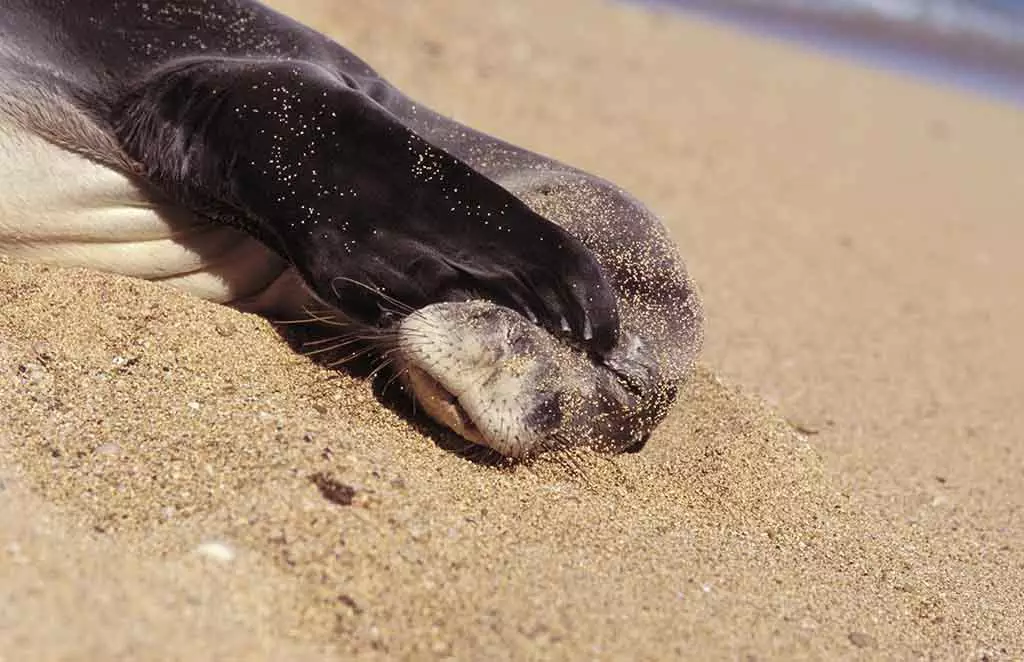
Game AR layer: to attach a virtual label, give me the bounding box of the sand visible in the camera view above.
[1,0,1022,659]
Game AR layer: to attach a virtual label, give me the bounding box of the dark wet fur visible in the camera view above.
[0,0,619,354]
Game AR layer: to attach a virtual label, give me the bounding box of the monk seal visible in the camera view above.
[0,0,703,458]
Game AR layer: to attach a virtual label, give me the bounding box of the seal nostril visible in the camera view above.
[614,369,646,397]
[602,352,650,398]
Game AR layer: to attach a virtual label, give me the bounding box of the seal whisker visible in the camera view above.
[300,337,376,358]
[299,323,403,359]
[272,315,331,326]
[379,365,413,397]
[295,306,345,318]
[330,276,416,315]
[299,331,395,348]
[301,334,350,347]
[300,328,399,354]
[320,330,400,346]
[300,306,357,329]
[324,346,383,369]
[365,352,401,383]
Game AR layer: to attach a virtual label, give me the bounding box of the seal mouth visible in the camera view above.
[401,364,486,446]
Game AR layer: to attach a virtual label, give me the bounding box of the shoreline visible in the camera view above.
[644,0,1024,106]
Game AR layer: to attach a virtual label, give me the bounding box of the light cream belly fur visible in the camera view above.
[0,121,306,313]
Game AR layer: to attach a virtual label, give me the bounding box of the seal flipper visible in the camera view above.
[111,57,619,353]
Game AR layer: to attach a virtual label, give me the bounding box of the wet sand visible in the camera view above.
[2,0,1022,659]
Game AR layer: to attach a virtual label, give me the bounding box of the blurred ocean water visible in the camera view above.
[655,0,1024,105]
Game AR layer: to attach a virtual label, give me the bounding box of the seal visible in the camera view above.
[0,0,702,458]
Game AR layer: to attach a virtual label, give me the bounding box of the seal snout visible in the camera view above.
[394,301,570,457]
[393,300,678,458]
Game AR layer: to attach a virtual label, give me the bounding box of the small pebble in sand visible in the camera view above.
[32,342,55,363]
[5,541,27,564]
[214,321,237,337]
[848,631,877,648]
[111,355,139,370]
[195,541,236,562]
[16,362,46,385]
[309,472,357,506]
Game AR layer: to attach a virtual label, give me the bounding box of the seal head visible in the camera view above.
[391,170,703,458]
[397,301,677,458]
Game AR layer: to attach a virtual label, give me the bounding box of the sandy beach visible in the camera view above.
[2,0,1023,659]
